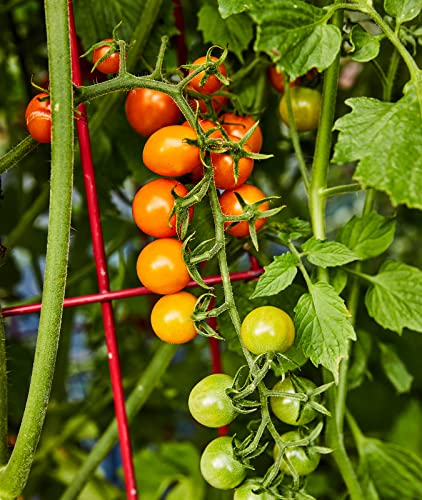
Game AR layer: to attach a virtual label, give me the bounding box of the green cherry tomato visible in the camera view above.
[274,431,320,476]
[270,375,319,426]
[200,436,247,490]
[240,306,295,355]
[279,87,322,132]
[188,373,237,428]
[234,481,277,499]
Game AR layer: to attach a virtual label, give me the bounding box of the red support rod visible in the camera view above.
[3,268,263,317]
[67,2,138,498]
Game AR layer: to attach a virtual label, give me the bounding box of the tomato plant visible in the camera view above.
[132,178,193,238]
[270,375,319,426]
[135,238,190,295]
[219,183,269,237]
[142,124,201,177]
[220,113,263,153]
[25,93,51,143]
[91,38,120,74]
[240,306,295,355]
[233,481,276,499]
[150,291,197,344]
[188,373,236,428]
[274,431,321,476]
[125,88,181,137]
[279,87,322,132]
[200,436,247,489]
[188,55,227,95]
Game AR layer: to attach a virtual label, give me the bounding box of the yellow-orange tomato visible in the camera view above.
[132,178,193,238]
[142,125,201,177]
[92,38,120,74]
[220,113,263,153]
[125,88,181,137]
[219,184,269,237]
[151,291,197,344]
[211,135,254,190]
[188,55,227,95]
[136,238,190,294]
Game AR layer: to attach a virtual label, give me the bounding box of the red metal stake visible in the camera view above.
[67,2,138,498]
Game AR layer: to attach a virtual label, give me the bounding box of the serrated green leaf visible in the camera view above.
[331,268,348,294]
[384,0,422,23]
[302,237,360,268]
[379,342,413,393]
[198,2,254,62]
[218,0,247,18]
[337,212,396,260]
[250,252,298,298]
[294,282,356,382]
[248,0,342,79]
[360,438,422,500]
[364,260,422,334]
[333,84,422,209]
[349,25,380,62]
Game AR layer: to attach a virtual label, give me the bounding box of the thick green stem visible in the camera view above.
[0,136,38,175]
[0,313,7,466]
[60,343,177,500]
[0,0,73,496]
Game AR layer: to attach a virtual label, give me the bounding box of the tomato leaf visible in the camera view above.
[379,342,413,394]
[302,238,360,268]
[389,400,422,454]
[333,84,422,209]
[364,260,422,334]
[250,252,298,298]
[217,0,247,18]
[248,0,342,79]
[384,0,422,23]
[198,2,253,63]
[358,438,422,500]
[349,25,381,62]
[347,330,373,390]
[337,212,396,260]
[294,282,356,382]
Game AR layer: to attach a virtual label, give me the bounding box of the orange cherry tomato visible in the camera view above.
[142,125,201,177]
[267,66,300,94]
[150,291,197,344]
[211,135,254,190]
[220,112,263,153]
[125,88,181,137]
[25,93,51,143]
[188,93,229,115]
[132,178,193,238]
[92,38,120,74]
[219,184,269,237]
[188,55,227,95]
[136,238,190,295]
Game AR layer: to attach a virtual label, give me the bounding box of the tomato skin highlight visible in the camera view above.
[25,93,51,143]
[279,87,322,132]
[211,135,254,190]
[125,88,181,137]
[188,55,227,95]
[219,184,269,238]
[188,373,236,428]
[240,306,295,355]
[270,376,318,426]
[220,112,263,153]
[150,291,197,344]
[132,178,192,238]
[92,38,120,74]
[200,436,247,490]
[136,238,190,295]
[274,431,320,476]
[142,125,201,177]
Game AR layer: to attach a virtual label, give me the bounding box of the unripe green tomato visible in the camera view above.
[188,373,237,428]
[274,431,320,476]
[279,87,322,132]
[200,436,247,490]
[270,375,318,426]
[234,481,277,499]
[240,306,295,355]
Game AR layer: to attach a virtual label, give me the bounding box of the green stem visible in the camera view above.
[322,183,362,198]
[283,76,310,192]
[0,0,73,496]
[0,135,38,175]
[384,25,402,102]
[60,343,177,500]
[0,312,7,466]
